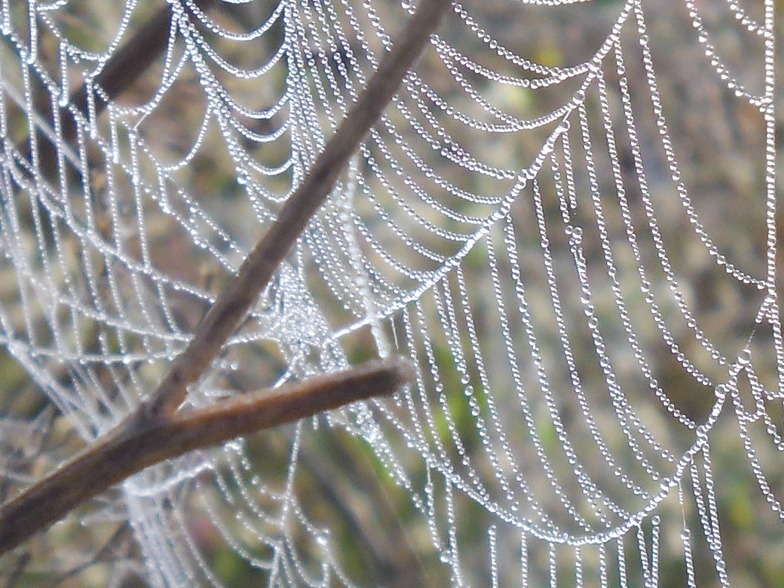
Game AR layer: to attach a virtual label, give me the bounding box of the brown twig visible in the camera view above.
[0,359,414,554]
[0,0,452,555]
[45,522,134,587]
[66,0,215,133]
[20,0,215,170]
[3,551,31,588]
[143,0,454,417]
[78,0,215,114]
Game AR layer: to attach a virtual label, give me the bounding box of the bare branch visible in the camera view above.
[145,0,454,417]
[0,358,413,555]
[0,0,451,555]
[21,0,215,167]
[77,0,215,116]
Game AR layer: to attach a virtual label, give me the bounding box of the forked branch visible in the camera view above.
[0,0,453,554]
[143,0,454,417]
[0,359,413,553]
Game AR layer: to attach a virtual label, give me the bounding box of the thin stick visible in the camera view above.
[0,0,451,554]
[0,359,413,554]
[20,0,215,167]
[65,0,216,132]
[144,0,453,417]
[75,0,215,117]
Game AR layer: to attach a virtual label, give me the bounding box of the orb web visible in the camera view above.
[0,0,780,585]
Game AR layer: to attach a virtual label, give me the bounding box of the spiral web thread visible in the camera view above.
[0,0,780,585]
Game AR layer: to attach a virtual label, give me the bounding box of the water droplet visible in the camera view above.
[738,349,751,366]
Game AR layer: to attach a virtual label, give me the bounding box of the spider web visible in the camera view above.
[0,0,780,585]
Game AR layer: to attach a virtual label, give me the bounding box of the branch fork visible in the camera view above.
[0,0,452,555]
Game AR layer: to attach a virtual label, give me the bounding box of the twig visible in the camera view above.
[144,0,454,417]
[0,0,452,554]
[3,551,31,588]
[0,359,414,554]
[19,0,215,170]
[45,522,133,587]
[66,1,215,132]
[78,0,215,115]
